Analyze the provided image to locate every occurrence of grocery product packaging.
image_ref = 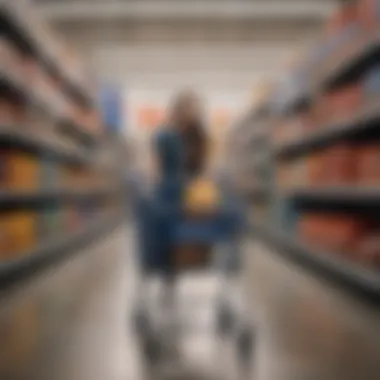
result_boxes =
[324,144,358,185]
[357,143,380,186]
[0,211,37,260]
[358,0,380,31]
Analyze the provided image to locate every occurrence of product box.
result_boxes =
[355,229,380,268]
[298,212,365,257]
[0,149,9,188]
[357,143,380,186]
[0,97,16,127]
[324,144,358,185]
[322,84,363,126]
[307,151,327,186]
[358,0,380,31]
[325,3,360,36]
[0,211,37,260]
[324,214,364,257]
[7,152,40,191]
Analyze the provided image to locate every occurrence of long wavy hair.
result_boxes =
[170,90,209,177]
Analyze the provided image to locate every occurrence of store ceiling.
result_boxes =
[35,0,336,22]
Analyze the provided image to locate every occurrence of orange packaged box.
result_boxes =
[0,211,37,260]
[6,152,40,191]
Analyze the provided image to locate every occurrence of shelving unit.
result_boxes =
[275,99,380,160]
[0,212,122,291]
[250,221,380,303]
[233,1,380,302]
[0,3,128,287]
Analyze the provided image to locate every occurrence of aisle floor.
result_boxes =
[0,225,379,380]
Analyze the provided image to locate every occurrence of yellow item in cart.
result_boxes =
[184,178,221,214]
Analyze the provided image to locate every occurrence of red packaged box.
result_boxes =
[355,230,380,268]
[326,215,365,256]
[307,151,327,186]
[324,144,358,185]
[313,94,332,127]
[357,143,380,186]
[324,84,363,125]
[358,0,380,31]
[325,3,360,36]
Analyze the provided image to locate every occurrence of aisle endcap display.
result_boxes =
[250,222,380,304]
[0,212,123,292]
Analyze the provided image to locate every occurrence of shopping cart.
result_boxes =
[129,176,254,369]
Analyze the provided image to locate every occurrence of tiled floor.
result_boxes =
[0,225,379,380]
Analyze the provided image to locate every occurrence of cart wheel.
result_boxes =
[133,308,150,339]
[142,335,162,365]
[237,326,255,364]
[216,303,235,336]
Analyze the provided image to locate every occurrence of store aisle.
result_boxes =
[0,225,243,380]
[1,225,379,380]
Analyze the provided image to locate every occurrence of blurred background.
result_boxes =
[0,0,379,379]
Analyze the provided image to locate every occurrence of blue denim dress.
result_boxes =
[137,128,184,275]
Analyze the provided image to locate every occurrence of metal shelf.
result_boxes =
[250,222,380,304]
[279,37,380,116]
[286,187,380,209]
[1,73,98,147]
[0,188,119,211]
[275,101,380,160]
[0,213,123,291]
[0,128,90,165]
[1,5,94,109]
[320,37,380,92]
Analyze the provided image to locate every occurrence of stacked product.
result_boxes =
[231,1,380,273]
[0,4,116,260]
[273,0,380,270]
[299,213,380,269]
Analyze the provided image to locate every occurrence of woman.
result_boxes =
[155,89,208,200]
[151,89,209,273]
